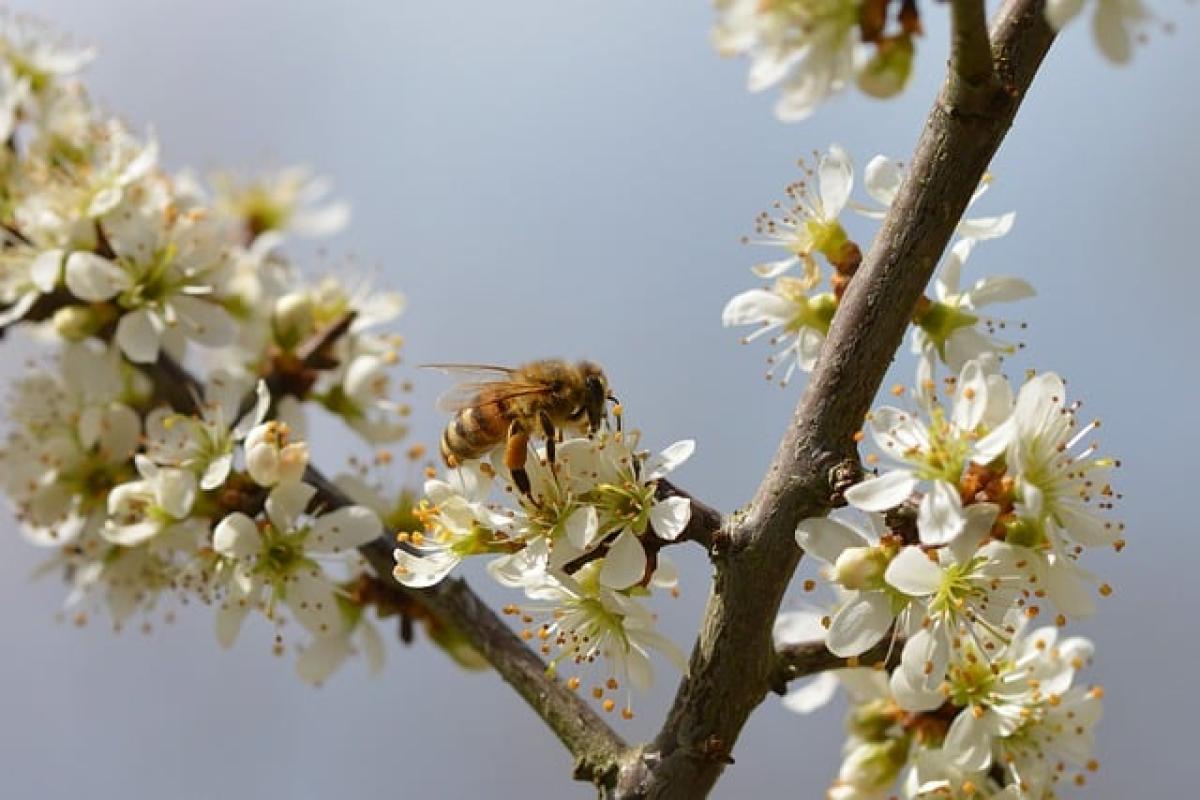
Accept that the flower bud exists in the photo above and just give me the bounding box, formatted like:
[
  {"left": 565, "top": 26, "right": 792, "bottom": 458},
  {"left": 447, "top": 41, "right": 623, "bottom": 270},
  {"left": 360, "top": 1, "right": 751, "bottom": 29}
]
[
  {"left": 836, "top": 737, "right": 909, "bottom": 793},
  {"left": 53, "top": 304, "right": 106, "bottom": 341},
  {"left": 856, "top": 36, "right": 915, "bottom": 100},
  {"left": 245, "top": 421, "right": 309, "bottom": 487},
  {"left": 833, "top": 546, "right": 888, "bottom": 590},
  {"left": 272, "top": 291, "right": 315, "bottom": 347},
  {"left": 847, "top": 699, "right": 897, "bottom": 742}
]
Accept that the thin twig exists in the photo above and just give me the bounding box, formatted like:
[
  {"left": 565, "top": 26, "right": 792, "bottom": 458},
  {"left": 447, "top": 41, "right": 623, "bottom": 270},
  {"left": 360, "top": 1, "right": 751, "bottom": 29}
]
[
  {"left": 769, "top": 637, "right": 903, "bottom": 695},
  {"left": 949, "top": 0, "right": 997, "bottom": 112},
  {"left": 559, "top": 478, "right": 724, "bottom": 575}
]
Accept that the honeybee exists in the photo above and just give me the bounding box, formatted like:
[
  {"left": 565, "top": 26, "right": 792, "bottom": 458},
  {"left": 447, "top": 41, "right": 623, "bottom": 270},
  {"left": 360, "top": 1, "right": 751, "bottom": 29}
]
[{"left": 425, "top": 359, "right": 618, "bottom": 496}]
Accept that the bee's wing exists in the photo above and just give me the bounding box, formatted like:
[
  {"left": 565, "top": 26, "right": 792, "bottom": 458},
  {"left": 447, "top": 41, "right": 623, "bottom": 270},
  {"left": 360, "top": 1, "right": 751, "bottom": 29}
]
[
  {"left": 423, "top": 364, "right": 524, "bottom": 414},
  {"left": 420, "top": 363, "right": 519, "bottom": 376},
  {"left": 435, "top": 382, "right": 557, "bottom": 416}
]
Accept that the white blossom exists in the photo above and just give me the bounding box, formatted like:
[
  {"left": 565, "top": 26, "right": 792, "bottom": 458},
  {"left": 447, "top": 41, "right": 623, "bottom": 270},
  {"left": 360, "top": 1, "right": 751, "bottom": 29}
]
[
  {"left": 213, "top": 481, "right": 381, "bottom": 642},
  {"left": 1045, "top": 0, "right": 1150, "bottom": 63},
  {"left": 713, "top": 0, "right": 862, "bottom": 122},
  {"left": 974, "top": 371, "right": 1122, "bottom": 616},
  {"left": 64, "top": 196, "right": 236, "bottom": 362},
  {"left": 845, "top": 359, "right": 1013, "bottom": 546},
  {"left": 856, "top": 157, "right": 1016, "bottom": 243},
  {"left": 212, "top": 165, "right": 350, "bottom": 242},
  {"left": 0, "top": 342, "right": 144, "bottom": 546},
  {"left": 144, "top": 375, "right": 268, "bottom": 490},
  {"left": 244, "top": 419, "right": 309, "bottom": 487},
  {"left": 911, "top": 240, "right": 1034, "bottom": 373},
  {"left": 794, "top": 513, "right": 905, "bottom": 657}
]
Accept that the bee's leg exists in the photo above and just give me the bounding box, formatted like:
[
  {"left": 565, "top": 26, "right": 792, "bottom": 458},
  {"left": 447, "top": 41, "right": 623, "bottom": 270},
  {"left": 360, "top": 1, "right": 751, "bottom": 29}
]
[
  {"left": 504, "top": 420, "right": 533, "bottom": 498},
  {"left": 539, "top": 411, "right": 558, "bottom": 468}
]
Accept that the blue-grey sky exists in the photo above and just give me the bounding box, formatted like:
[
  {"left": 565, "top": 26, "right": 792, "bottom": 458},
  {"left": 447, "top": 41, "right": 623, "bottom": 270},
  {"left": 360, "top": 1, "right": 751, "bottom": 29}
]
[{"left": 1, "top": 1, "right": 1197, "bottom": 797}]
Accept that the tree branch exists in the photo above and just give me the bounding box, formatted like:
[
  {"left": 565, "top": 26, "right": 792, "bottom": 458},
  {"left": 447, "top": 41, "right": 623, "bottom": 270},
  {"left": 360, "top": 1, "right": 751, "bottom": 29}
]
[
  {"left": 769, "top": 637, "right": 902, "bottom": 695},
  {"left": 559, "top": 478, "right": 724, "bottom": 576},
  {"left": 304, "top": 468, "right": 630, "bottom": 783},
  {"left": 612, "top": 1, "right": 1057, "bottom": 796},
  {"left": 1, "top": 299, "right": 629, "bottom": 783},
  {"left": 949, "top": 0, "right": 997, "bottom": 112},
  {"left": 165, "top": 353, "right": 629, "bottom": 781}
]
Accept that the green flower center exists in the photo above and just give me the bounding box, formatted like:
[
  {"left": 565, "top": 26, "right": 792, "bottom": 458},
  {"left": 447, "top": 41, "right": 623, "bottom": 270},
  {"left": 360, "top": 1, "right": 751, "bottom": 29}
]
[
  {"left": 914, "top": 300, "right": 979, "bottom": 360},
  {"left": 912, "top": 407, "right": 969, "bottom": 484}
]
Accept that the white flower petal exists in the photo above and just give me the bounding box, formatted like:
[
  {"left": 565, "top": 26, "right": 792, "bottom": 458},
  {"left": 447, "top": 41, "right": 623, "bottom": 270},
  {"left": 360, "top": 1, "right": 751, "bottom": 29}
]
[
  {"left": 945, "top": 710, "right": 994, "bottom": 772},
  {"left": 213, "top": 513, "right": 260, "bottom": 560},
  {"left": 957, "top": 212, "right": 1015, "bottom": 241},
  {"left": 782, "top": 672, "right": 840, "bottom": 715},
  {"left": 360, "top": 620, "right": 386, "bottom": 675},
  {"left": 951, "top": 359, "right": 989, "bottom": 432},
  {"left": 936, "top": 239, "right": 973, "bottom": 299},
  {"left": 285, "top": 567, "right": 343, "bottom": 636},
  {"left": 826, "top": 592, "right": 892, "bottom": 657},
  {"left": 774, "top": 609, "right": 828, "bottom": 647},
  {"left": 966, "top": 275, "right": 1035, "bottom": 307},
  {"left": 796, "top": 326, "right": 825, "bottom": 371},
  {"left": 155, "top": 468, "right": 197, "bottom": 519},
  {"left": 30, "top": 249, "right": 64, "bottom": 292},
  {"left": 1045, "top": 0, "right": 1086, "bottom": 28},
  {"left": 215, "top": 584, "right": 256, "bottom": 648},
  {"left": 644, "top": 440, "right": 695, "bottom": 480},
  {"left": 170, "top": 295, "right": 236, "bottom": 347},
  {"left": 648, "top": 496, "right": 691, "bottom": 541},
  {"left": 917, "top": 480, "right": 966, "bottom": 546},
  {"left": 721, "top": 288, "right": 792, "bottom": 327},
  {"left": 890, "top": 650, "right": 945, "bottom": 712},
  {"left": 598, "top": 530, "right": 648, "bottom": 590},
  {"left": 394, "top": 548, "right": 459, "bottom": 588},
  {"left": 819, "top": 144, "right": 854, "bottom": 217},
  {"left": 1093, "top": 2, "right": 1133, "bottom": 63},
  {"left": 885, "top": 547, "right": 942, "bottom": 596},
  {"left": 794, "top": 516, "right": 867, "bottom": 564},
  {"left": 115, "top": 308, "right": 162, "bottom": 364},
  {"left": 309, "top": 506, "right": 382, "bottom": 553},
  {"left": 200, "top": 453, "right": 234, "bottom": 491},
  {"left": 64, "top": 252, "right": 128, "bottom": 301},
  {"left": 844, "top": 470, "right": 918, "bottom": 512},
  {"left": 265, "top": 481, "right": 317, "bottom": 531},
  {"left": 1045, "top": 555, "right": 1096, "bottom": 617},
  {"left": 295, "top": 635, "right": 352, "bottom": 685},
  {"left": 564, "top": 505, "right": 599, "bottom": 550},
  {"left": 863, "top": 155, "right": 903, "bottom": 208},
  {"left": 751, "top": 257, "right": 798, "bottom": 279},
  {"left": 1056, "top": 507, "right": 1117, "bottom": 547}
]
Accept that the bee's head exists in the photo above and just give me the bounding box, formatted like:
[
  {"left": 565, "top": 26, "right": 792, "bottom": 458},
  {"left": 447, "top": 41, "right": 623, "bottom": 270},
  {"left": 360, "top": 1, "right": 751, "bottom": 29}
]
[{"left": 577, "top": 361, "right": 611, "bottom": 433}]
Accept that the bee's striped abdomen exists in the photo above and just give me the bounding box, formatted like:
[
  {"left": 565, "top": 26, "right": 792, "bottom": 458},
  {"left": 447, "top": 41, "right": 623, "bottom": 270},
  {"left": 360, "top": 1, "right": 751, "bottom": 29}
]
[{"left": 440, "top": 399, "right": 512, "bottom": 465}]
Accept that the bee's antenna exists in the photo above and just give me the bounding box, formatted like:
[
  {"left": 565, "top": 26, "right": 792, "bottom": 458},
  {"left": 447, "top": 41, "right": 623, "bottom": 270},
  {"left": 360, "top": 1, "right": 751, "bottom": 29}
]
[{"left": 607, "top": 394, "right": 622, "bottom": 433}]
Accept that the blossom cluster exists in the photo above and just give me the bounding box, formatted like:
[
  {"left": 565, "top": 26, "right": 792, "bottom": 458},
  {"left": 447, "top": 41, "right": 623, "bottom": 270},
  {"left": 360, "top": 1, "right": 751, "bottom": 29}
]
[
  {"left": 781, "top": 357, "right": 1120, "bottom": 795},
  {"left": 0, "top": 16, "right": 414, "bottom": 684},
  {"left": 711, "top": 0, "right": 1151, "bottom": 123},
  {"left": 748, "top": 148, "right": 1122, "bottom": 795},
  {"left": 779, "top": 612, "right": 1104, "bottom": 798},
  {"left": 393, "top": 430, "right": 694, "bottom": 715},
  {"left": 724, "top": 145, "right": 1026, "bottom": 384}
]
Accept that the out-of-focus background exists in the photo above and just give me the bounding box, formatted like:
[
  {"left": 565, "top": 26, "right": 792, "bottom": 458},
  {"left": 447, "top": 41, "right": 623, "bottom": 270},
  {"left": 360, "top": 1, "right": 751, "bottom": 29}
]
[{"left": 1, "top": 1, "right": 1196, "bottom": 797}]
